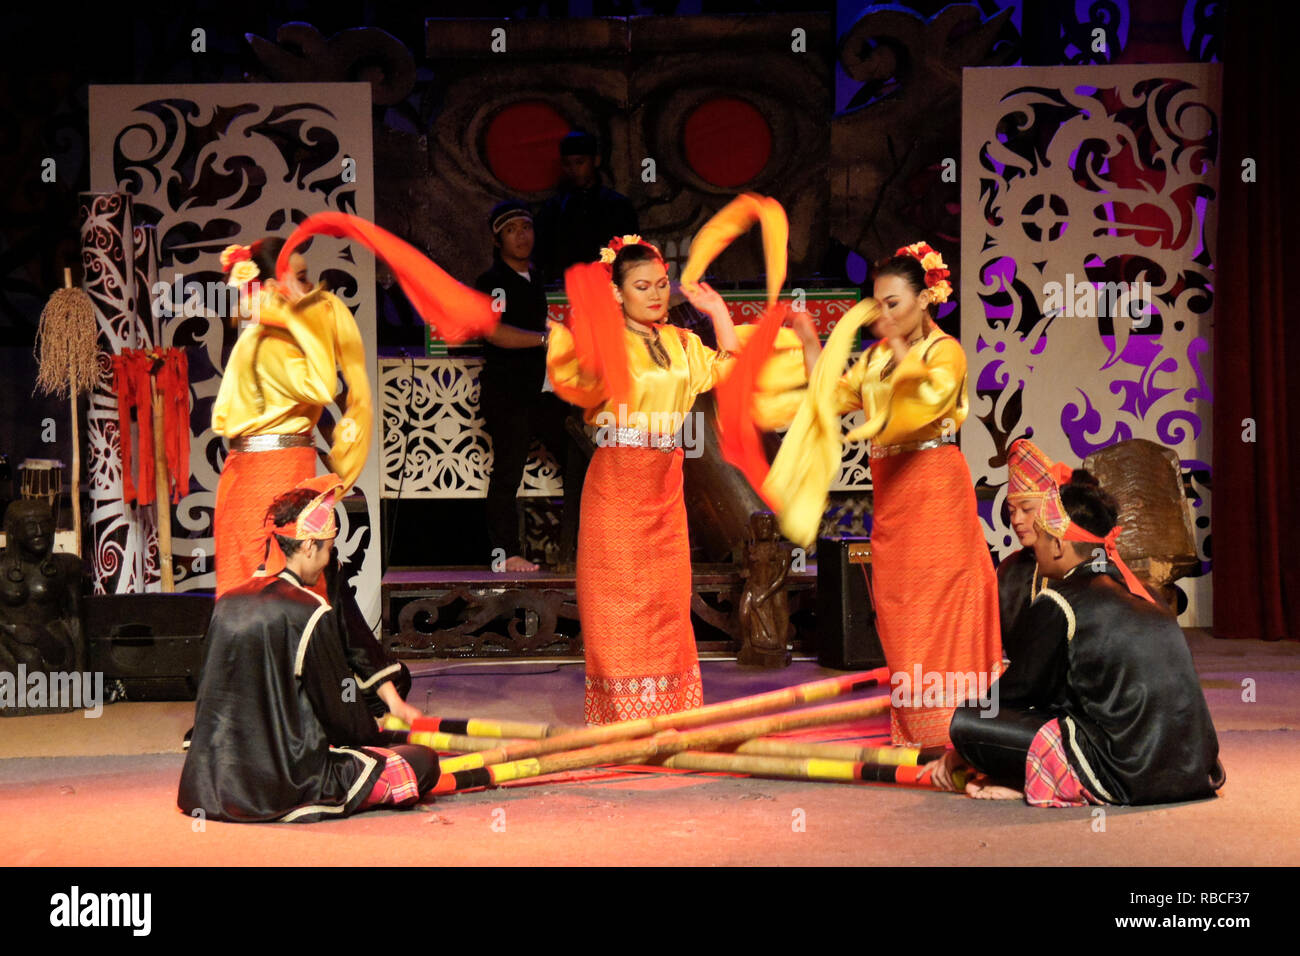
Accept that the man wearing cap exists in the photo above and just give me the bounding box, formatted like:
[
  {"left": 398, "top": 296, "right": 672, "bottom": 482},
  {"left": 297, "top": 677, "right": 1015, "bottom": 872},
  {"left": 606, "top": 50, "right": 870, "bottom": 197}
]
[
  {"left": 474, "top": 199, "right": 579, "bottom": 572},
  {"left": 178, "top": 476, "right": 440, "bottom": 822},
  {"left": 933, "top": 475, "right": 1223, "bottom": 807},
  {"left": 533, "top": 130, "right": 639, "bottom": 279}
]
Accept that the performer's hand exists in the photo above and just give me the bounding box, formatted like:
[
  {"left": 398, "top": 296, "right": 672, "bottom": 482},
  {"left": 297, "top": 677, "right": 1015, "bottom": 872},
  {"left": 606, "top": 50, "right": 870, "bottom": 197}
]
[
  {"left": 681, "top": 280, "right": 727, "bottom": 321},
  {"left": 390, "top": 700, "right": 424, "bottom": 726},
  {"left": 928, "top": 750, "right": 967, "bottom": 792},
  {"left": 788, "top": 310, "right": 820, "bottom": 346}
]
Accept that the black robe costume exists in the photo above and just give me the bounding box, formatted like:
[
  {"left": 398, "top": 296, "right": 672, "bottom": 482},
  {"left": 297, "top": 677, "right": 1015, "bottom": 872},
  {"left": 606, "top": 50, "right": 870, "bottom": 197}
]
[
  {"left": 324, "top": 552, "right": 410, "bottom": 718},
  {"left": 178, "top": 571, "right": 388, "bottom": 823},
  {"left": 996, "top": 547, "right": 1046, "bottom": 662},
  {"left": 958, "top": 561, "right": 1222, "bottom": 805}
]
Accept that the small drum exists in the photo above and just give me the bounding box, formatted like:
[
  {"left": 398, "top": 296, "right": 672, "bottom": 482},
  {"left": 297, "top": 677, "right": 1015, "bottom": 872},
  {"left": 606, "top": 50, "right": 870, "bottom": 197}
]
[{"left": 19, "top": 458, "right": 65, "bottom": 510}]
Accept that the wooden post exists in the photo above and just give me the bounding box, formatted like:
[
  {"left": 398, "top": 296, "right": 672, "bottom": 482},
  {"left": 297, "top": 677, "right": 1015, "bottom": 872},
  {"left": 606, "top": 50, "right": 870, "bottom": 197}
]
[
  {"left": 63, "top": 268, "right": 82, "bottom": 558},
  {"left": 151, "top": 374, "right": 174, "bottom": 591}
]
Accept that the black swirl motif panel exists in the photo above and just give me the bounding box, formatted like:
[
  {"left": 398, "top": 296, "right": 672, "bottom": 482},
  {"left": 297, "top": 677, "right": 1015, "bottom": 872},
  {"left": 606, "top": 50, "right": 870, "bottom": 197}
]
[
  {"left": 88, "top": 84, "right": 382, "bottom": 628},
  {"left": 77, "top": 193, "right": 155, "bottom": 595},
  {"left": 961, "top": 65, "right": 1220, "bottom": 625}
]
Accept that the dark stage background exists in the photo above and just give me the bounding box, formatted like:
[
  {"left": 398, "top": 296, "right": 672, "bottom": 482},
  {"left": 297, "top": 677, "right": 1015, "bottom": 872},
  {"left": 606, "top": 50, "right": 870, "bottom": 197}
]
[{"left": 4, "top": 1, "right": 1282, "bottom": 637}]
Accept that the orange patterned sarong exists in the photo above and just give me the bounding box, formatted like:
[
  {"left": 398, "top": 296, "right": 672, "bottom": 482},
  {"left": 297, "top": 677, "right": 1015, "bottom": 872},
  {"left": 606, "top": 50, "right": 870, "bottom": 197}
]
[
  {"left": 869, "top": 443, "right": 1002, "bottom": 748},
  {"left": 577, "top": 445, "right": 703, "bottom": 724},
  {"left": 214, "top": 444, "right": 319, "bottom": 598}
]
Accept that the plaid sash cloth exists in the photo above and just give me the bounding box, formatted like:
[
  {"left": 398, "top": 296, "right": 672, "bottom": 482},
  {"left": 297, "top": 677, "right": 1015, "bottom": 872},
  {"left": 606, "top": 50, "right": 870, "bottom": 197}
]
[
  {"left": 359, "top": 748, "right": 422, "bottom": 809},
  {"left": 1024, "top": 718, "right": 1102, "bottom": 808}
]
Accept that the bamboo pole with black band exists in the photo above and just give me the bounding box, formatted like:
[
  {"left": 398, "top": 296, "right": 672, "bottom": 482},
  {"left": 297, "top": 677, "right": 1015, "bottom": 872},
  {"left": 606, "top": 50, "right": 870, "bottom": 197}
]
[
  {"left": 430, "top": 694, "right": 891, "bottom": 794},
  {"left": 386, "top": 666, "right": 890, "bottom": 777},
  {"left": 656, "top": 750, "right": 963, "bottom": 788}
]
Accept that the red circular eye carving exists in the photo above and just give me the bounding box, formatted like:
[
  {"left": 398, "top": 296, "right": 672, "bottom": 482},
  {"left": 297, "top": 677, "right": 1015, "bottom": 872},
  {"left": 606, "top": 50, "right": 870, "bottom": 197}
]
[
  {"left": 485, "top": 101, "right": 571, "bottom": 193},
  {"left": 684, "top": 97, "right": 772, "bottom": 188}
]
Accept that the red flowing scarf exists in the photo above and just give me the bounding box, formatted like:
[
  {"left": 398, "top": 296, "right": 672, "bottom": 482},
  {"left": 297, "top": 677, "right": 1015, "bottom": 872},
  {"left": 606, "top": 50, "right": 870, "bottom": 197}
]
[
  {"left": 715, "top": 302, "right": 788, "bottom": 507},
  {"left": 563, "top": 261, "right": 632, "bottom": 409},
  {"left": 276, "top": 212, "right": 498, "bottom": 344},
  {"left": 688, "top": 194, "right": 790, "bottom": 499}
]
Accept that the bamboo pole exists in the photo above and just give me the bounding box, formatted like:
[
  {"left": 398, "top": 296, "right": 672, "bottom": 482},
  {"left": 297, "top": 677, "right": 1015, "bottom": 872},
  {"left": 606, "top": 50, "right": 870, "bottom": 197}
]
[
  {"left": 401, "top": 731, "right": 531, "bottom": 753},
  {"left": 658, "top": 751, "right": 964, "bottom": 789},
  {"left": 150, "top": 373, "right": 173, "bottom": 591},
  {"left": 397, "top": 715, "right": 580, "bottom": 740},
  {"left": 402, "top": 666, "right": 890, "bottom": 778},
  {"left": 731, "top": 738, "right": 943, "bottom": 766},
  {"left": 62, "top": 268, "right": 82, "bottom": 558},
  {"left": 431, "top": 694, "right": 891, "bottom": 794}
]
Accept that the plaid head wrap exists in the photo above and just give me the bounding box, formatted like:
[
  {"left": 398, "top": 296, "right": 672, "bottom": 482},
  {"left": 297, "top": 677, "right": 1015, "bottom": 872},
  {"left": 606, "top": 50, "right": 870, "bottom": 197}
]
[
  {"left": 1034, "top": 469, "right": 1158, "bottom": 606},
  {"left": 1007, "top": 438, "right": 1074, "bottom": 503},
  {"left": 261, "top": 473, "right": 345, "bottom": 578}
]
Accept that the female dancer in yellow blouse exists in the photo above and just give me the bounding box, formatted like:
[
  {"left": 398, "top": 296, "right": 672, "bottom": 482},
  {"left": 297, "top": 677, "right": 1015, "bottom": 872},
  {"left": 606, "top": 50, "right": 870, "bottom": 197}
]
[
  {"left": 212, "top": 239, "right": 371, "bottom": 598},
  {"left": 543, "top": 239, "right": 737, "bottom": 722},
  {"left": 766, "top": 243, "right": 1001, "bottom": 749}
]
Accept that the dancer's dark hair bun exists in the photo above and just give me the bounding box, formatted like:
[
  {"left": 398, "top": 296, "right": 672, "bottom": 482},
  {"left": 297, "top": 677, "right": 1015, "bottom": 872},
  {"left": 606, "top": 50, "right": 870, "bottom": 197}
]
[
  {"left": 611, "top": 243, "right": 663, "bottom": 286},
  {"left": 1069, "top": 468, "right": 1100, "bottom": 488}
]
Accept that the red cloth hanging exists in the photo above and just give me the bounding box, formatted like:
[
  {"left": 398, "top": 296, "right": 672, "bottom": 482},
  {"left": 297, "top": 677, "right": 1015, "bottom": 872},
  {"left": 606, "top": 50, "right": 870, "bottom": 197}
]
[
  {"left": 158, "top": 348, "right": 190, "bottom": 502},
  {"left": 111, "top": 347, "right": 190, "bottom": 506},
  {"left": 111, "top": 351, "right": 154, "bottom": 504}
]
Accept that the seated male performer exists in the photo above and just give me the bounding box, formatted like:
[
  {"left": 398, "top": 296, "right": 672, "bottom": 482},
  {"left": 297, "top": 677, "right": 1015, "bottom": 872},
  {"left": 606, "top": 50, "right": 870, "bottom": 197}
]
[
  {"left": 997, "top": 439, "right": 1072, "bottom": 647},
  {"left": 179, "top": 476, "right": 439, "bottom": 822},
  {"left": 996, "top": 441, "right": 1171, "bottom": 668},
  {"left": 933, "top": 473, "right": 1223, "bottom": 806}
]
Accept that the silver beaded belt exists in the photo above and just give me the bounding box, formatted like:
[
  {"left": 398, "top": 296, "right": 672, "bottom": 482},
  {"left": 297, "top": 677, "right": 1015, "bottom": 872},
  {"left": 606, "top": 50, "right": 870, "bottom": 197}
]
[
  {"left": 868, "top": 436, "right": 949, "bottom": 459},
  {"left": 229, "top": 433, "right": 314, "bottom": 453},
  {"left": 607, "top": 427, "right": 679, "bottom": 453}
]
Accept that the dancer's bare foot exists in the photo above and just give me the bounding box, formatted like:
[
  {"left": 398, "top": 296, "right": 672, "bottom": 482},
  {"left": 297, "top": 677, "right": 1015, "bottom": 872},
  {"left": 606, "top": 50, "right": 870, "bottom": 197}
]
[
  {"left": 965, "top": 777, "right": 1023, "bottom": 800},
  {"left": 504, "top": 554, "right": 539, "bottom": 572}
]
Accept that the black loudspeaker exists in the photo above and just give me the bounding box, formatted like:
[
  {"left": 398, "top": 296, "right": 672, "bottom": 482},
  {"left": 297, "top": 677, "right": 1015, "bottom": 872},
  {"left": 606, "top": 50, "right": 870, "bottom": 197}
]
[
  {"left": 815, "top": 537, "right": 886, "bottom": 670},
  {"left": 84, "top": 593, "right": 214, "bottom": 701}
]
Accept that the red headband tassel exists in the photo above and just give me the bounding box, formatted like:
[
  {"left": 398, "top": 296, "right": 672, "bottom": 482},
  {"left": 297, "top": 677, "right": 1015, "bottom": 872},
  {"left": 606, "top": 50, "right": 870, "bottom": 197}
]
[{"left": 1062, "top": 523, "right": 1158, "bottom": 605}]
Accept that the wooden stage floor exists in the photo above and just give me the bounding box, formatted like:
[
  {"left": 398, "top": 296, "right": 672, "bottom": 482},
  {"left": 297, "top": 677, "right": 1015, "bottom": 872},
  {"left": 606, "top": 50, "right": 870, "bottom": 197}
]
[{"left": 0, "top": 629, "right": 1296, "bottom": 867}]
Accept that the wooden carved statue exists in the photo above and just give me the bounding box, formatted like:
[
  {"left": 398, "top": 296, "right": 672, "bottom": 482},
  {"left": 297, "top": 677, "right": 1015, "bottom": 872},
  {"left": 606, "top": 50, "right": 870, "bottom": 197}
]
[
  {"left": 1, "top": 500, "right": 84, "bottom": 715},
  {"left": 738, "top": 511, "right": 792, "bottom": 668}
]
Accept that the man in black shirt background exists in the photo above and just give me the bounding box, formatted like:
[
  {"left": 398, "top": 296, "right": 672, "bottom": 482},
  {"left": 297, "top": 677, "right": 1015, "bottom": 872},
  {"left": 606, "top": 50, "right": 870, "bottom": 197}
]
[
  {"left": 533, "top": 131, "right": 639, "bottom": 280},
  {"left": 474, "top": 200, "right": 579, "bottom": 572}
]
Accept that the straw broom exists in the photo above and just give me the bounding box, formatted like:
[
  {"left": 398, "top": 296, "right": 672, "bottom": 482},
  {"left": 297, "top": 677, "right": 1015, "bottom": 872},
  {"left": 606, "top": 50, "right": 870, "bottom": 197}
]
[
  {"left": 33, "top": 269, "right": 99, "bottom": 558},
  {"left": 386, "top": 666, "right": 890, "bottom": 776},
  {"left": 430, "top": 694, "right": 891, "bottom": 794}
]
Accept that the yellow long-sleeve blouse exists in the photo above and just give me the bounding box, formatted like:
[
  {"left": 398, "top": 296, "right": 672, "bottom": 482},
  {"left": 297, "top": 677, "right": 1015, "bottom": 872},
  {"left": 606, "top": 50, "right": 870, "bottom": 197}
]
[
  {"left": 761, "top": 321, "right": 969, "bottom": 547},
  {"left": 545, "top": 322, "right": 808, "bottom": 430},
  {"left": 833, "top": 326, "right": 968, "bottom": 446},
  {"left": 546, "top": 322, "right": 733, "bottom": 427},
  {"left": 212, "top": 286, "right": 372, "bottom": 489}
]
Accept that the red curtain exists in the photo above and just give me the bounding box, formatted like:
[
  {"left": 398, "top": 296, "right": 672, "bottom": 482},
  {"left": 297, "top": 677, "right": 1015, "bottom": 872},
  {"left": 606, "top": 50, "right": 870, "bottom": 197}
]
[{"left": 1211, "top": 5, "right": 1299, "bottom": 639}]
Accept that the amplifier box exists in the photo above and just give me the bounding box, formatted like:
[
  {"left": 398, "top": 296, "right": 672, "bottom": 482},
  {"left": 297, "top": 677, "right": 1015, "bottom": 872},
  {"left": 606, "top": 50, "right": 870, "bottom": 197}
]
[
  {"left": 84, "top": 593, "right": 214, "bottom": 701},
  {"left": 815, "top": 537, "right": 886, "bottom": 671}
]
